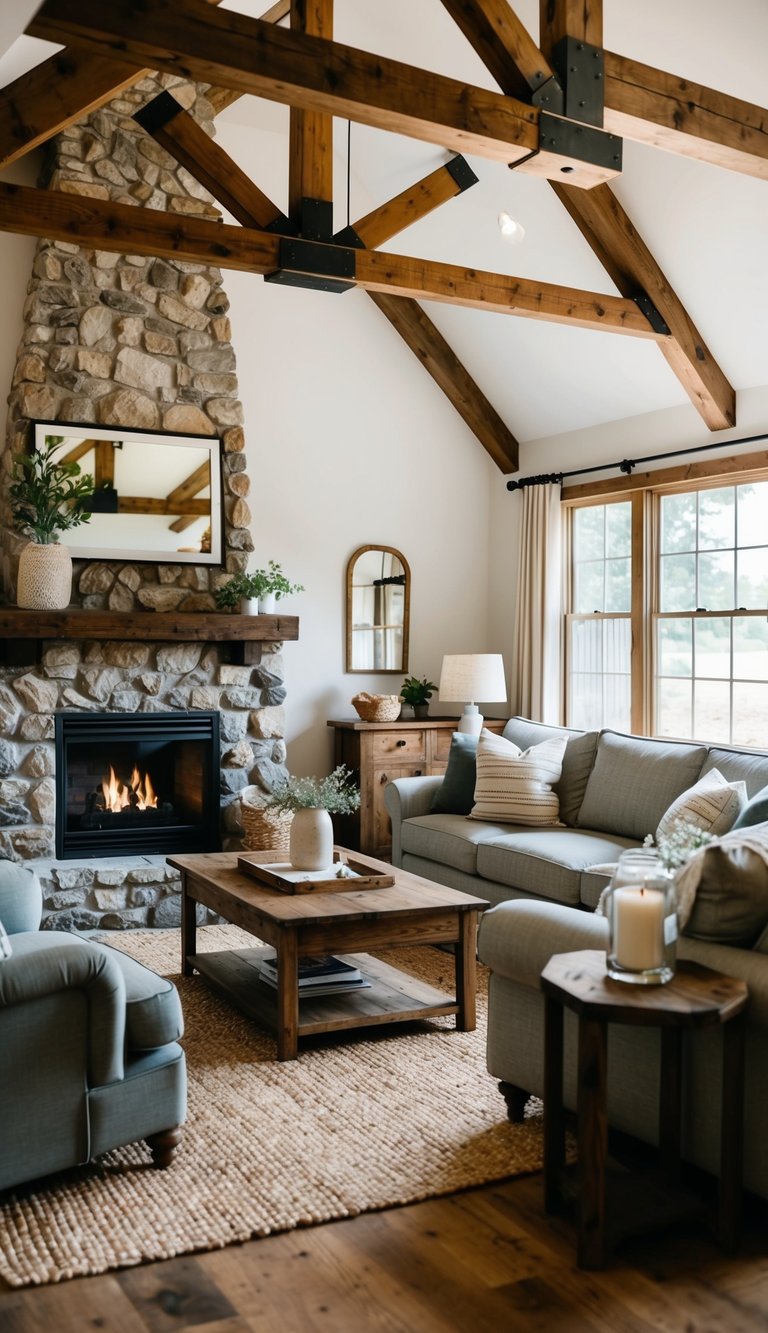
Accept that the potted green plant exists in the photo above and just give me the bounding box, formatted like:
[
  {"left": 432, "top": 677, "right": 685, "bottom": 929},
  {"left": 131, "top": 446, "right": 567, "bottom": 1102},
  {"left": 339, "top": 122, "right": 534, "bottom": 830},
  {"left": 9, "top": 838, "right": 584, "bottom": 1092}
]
[
  {"left": 9, "top": 435, "right": 95, "bottom": 610},
  {"left": 265, "top": 765, "right": 360, "bottom": 870},
  {"left": 399, "top": 674, "right": 438, "bottom": 720},
  {"left": 215, "top": 561, "right": 305, "bottom": 615}
]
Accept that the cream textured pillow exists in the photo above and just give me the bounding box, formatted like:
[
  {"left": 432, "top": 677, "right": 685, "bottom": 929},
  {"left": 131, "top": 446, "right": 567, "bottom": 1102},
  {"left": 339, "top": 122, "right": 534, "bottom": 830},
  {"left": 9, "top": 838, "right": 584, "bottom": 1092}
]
[
  {"left": 655, "top": 767, "right": 747, "bottom": 841},
  {"left": 469, "top": 730, "right": 567, "bottom": 826}
]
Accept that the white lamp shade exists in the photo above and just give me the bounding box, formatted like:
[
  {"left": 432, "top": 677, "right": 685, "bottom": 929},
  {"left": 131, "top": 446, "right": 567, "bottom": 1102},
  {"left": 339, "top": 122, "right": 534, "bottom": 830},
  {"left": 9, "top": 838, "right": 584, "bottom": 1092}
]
[
  {"left": 438, "top": 654, "right": 507, "bottom": 704},
  {"left": 439, "top": 654, "right": 507, "bottom": 736}
]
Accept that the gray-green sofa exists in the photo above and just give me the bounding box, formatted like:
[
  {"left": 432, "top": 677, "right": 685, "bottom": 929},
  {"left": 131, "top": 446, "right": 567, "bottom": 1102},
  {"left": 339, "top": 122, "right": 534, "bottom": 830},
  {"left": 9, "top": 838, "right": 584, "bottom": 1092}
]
[{"left": 384, "top": 718, "right": 768, "bottom": 1200}]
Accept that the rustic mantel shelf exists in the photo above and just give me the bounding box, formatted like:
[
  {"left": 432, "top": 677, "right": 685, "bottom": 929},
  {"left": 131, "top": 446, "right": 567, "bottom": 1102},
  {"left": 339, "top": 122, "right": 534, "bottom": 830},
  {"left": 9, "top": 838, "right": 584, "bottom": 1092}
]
[{"left": 0, "top": 608, "right": 299, "bottom": 665}]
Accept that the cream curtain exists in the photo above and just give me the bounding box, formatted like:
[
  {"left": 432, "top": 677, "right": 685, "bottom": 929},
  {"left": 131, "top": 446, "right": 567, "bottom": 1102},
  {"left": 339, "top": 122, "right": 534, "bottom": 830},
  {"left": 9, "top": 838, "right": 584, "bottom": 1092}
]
[{"left": 512, "top": 482, "right": 563, "bottom": 724}]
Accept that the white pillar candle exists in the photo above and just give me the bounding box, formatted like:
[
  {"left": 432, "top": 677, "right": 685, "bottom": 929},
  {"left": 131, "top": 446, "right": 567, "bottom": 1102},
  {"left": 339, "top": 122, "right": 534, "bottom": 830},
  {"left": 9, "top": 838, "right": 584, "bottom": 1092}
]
[{"left": 612, "top": 886, "right": 665, "bottom": 970}]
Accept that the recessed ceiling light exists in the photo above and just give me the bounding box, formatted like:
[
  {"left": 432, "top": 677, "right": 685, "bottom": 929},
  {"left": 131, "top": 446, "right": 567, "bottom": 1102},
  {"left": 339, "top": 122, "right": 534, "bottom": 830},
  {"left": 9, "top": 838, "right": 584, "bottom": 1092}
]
[{"left": 498, "top": 211, "right": 525, "bottom": 243}]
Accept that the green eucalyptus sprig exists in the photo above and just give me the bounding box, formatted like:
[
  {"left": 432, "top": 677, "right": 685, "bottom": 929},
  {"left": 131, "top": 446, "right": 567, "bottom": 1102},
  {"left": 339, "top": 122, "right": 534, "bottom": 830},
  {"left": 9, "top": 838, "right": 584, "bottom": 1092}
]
[
  {"left": 10, "top": 437, "right": 95, "bottom": 544},
  {"left": 265, "top": 765, "right": 361, "bottom": 815}
]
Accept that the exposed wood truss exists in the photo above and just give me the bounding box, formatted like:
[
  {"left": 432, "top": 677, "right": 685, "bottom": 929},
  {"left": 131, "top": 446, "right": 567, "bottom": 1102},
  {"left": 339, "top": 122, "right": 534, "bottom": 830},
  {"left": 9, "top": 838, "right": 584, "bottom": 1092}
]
[
  {"left": 436, "top": 0, "right": 737, "bottom": 430},
  {"left": 131, "top": 90, "right": 519, "bottom": 468},
  {"left": 2, "top": 0, "right": 764, "bottom": 454}
]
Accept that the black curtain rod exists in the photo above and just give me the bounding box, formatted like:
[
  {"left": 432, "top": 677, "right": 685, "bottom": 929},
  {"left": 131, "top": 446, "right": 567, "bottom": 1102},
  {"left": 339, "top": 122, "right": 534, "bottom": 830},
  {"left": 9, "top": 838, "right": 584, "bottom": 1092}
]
[{"left": 505, "top": 430, "right": 768, "bottom": 491}]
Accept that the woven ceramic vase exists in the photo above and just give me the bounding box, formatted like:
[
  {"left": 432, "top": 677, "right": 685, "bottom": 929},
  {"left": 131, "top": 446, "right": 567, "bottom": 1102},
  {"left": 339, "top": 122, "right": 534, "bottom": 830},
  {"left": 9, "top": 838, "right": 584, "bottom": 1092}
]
[
  {"left": 16, "top": 542, "right": 73, "bottom": 609},
  {"left": 289, "top": 807, "right": 334, "bottom": 871}
]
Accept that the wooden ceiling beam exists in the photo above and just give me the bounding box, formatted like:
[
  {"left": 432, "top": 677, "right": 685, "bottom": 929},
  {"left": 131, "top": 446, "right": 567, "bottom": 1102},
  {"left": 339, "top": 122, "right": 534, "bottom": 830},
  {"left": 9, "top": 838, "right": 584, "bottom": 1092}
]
[
  {"left": 207, "top": 0, "right": 290, "bottom": 115},
  {"left": 539, "top": 0, "right": 603, "bottom": 54},
  {"left": 134, "top": 91, "right": 291, "bottom": 230},
  {"left": 0, "top": 48, "right": 144, "bottom": 169},
  {"left": 551, "top": 181, "right": 736, "bottom": 430},
  {"left": 0, "top": 1, "right": 285, "bottom": 169},
  {"left": 341, "top": 158, "right": 478, "bottom": 251},
  {"left": 603, "top": 51, "right": 768, "bottom": 181},
  {"left": 369, "top": 293, "right": 518, "bottom": 471},
  {"left": 128, "top": 104, "right": 513, "bottom": 464},
  {"left": 28, "top": 0, "right": 541, "bottom": 167},
  {"left": 0, "top": 180, "right": 660, "bottom": 339},
  {"left": 439, "top": 0, "right": 557, "bottom": 102},
  {"left": 288, "top": 0, "right": 334, "bottom": 229}
]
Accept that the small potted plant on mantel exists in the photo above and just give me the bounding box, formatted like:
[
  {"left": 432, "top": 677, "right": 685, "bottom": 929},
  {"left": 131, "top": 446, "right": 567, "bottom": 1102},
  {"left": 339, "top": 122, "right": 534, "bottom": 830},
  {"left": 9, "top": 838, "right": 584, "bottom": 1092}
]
[
  {"left": 9, "top": 434, "right": 95, "bottom": 610},
  {"left": 215, "top": 560, "right": 305, "bottom": 615},
  {"left": 399, "top": 674, "right": 438, "bottom": 720},
  {"left": 264, "top": 765, "right": 360, "bottom": 871}
]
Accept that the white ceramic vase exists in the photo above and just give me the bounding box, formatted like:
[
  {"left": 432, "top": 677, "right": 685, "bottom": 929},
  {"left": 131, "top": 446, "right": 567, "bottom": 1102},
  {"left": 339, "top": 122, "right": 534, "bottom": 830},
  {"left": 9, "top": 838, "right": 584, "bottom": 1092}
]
[
  {"left": 289, "top": 807, "right": 334, "bottom": 871},
  {"left": 258, "top": 592, "right": 277, "bottom": 614},
  {"left": 16, "top": 542, "right": 72, "bottom": 610},
  {"left": 240, "top": 596, "right": 260, "bottom": 615}
]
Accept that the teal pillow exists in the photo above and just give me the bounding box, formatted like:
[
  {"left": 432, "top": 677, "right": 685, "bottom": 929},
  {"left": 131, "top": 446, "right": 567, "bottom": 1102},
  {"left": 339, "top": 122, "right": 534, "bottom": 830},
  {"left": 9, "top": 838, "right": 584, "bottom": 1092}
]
[
  {"left": 431, "top": 732, "right": 478, "bottom": 815},
  {"left": 732, "top": 783, "right": 768, "bottom": 830}
]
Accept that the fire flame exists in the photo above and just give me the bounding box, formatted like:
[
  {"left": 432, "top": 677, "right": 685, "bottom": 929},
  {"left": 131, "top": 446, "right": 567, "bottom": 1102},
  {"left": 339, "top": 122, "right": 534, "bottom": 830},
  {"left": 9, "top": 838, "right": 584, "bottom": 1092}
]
[{"left": 101, "top": 764, "right": 158, "bottom": 812}]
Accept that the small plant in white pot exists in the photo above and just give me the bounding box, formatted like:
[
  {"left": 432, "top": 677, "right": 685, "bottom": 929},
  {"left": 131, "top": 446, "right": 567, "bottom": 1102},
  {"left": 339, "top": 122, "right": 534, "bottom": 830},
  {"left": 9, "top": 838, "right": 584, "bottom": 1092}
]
[
  {"left": 264, "top": 765, "right": 360, "bottom": 870},
  {"left": 215, "top": 561, "right": 304, "bottom": 615},
  {"left": 10, "top": 435, "right": 95, "bottom": 610}
]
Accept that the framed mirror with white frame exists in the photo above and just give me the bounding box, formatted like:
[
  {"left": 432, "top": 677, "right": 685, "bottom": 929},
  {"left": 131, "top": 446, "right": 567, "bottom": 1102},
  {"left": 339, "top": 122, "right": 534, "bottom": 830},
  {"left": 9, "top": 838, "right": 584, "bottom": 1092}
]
[{"left": 31, "top": 420, "right": 224, "bottom": 565}]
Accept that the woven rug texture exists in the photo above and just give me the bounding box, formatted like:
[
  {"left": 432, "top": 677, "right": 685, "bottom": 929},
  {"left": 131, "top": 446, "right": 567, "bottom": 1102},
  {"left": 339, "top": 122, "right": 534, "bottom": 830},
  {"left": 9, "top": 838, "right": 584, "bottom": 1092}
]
[{"left": 0, "top": 925, "right": 545, "bottom": 1288}]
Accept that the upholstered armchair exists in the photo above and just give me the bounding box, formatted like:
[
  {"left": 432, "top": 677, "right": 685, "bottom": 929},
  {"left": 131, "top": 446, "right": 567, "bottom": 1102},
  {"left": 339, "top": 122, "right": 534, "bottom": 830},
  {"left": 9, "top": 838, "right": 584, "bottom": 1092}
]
[{"left": 0, "top": 861, "right": 186, "bottom": 1193}]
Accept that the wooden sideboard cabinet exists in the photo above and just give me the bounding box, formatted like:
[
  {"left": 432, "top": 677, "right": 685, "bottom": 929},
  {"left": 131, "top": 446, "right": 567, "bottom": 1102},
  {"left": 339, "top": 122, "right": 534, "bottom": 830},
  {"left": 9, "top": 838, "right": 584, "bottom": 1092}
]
[{"left": 327, "top": 717, "right": 506, "bottom": 858}]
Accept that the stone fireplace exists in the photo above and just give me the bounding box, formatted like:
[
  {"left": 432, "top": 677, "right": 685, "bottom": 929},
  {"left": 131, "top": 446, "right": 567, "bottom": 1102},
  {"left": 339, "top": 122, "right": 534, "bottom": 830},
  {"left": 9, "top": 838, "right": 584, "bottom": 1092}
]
[{"left": 0, "top": 74, "right": 296, "bottom": 929}]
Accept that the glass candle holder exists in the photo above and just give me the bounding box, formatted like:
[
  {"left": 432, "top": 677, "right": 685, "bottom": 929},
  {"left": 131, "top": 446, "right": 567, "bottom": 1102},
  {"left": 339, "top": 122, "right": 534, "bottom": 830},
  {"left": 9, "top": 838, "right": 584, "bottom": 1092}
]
[{"left": 605, "top": 849, "right": 677, "bottom": 985}]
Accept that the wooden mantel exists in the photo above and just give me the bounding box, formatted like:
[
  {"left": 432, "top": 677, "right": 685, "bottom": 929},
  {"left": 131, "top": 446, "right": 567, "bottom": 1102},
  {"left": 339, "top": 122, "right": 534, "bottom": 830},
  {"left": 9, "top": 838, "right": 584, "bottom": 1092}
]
[{"left": 0, "top": 607, "right": 299, "bottom": 665}]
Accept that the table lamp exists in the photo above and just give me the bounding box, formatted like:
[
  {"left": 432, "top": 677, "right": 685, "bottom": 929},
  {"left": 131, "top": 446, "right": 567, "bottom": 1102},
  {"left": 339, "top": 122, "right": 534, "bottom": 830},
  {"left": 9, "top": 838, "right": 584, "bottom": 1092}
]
[{"left": 438, "top": 654, "right": 507, "bottom": 736}]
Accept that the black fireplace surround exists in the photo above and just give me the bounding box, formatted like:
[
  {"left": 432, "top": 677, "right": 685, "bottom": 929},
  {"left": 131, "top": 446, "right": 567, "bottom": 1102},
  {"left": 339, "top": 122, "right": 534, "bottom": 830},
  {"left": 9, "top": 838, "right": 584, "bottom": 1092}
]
[{"left": 55, "top": 710, "right": 221, "bottom": 859}]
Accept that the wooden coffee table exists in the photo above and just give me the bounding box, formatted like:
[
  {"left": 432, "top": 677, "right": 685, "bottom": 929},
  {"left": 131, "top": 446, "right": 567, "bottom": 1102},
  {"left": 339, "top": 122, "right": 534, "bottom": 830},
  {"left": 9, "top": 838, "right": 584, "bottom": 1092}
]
[{"left": 168, "top": 848, "right": 489, "bottom": 1060}]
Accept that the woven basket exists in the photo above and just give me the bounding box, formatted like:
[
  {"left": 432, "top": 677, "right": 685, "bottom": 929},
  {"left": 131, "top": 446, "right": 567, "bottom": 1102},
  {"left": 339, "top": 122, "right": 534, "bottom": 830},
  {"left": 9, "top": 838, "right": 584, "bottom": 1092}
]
[
  {"left": 351, "top": 692, "right": 402, "bottom": 723},
  {"left": 240, "top": 787, "right": 293, "bottom": 853}
]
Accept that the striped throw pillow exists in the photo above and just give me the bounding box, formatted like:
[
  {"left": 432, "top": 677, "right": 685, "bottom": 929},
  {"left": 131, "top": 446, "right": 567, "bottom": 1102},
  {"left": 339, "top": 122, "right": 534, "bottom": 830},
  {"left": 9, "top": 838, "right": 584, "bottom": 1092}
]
[
  {"left": 469, "top": 729, "right": 567, "bottom": 826},
  {"left": 655, "top": 767, "right": 747, "bottom": 841}
]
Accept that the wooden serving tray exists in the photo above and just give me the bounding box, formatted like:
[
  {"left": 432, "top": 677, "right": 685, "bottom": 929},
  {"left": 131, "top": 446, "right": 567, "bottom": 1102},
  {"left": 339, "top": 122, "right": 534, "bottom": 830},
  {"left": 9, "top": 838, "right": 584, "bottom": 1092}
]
[{"left": 237, "top": 854, "right": 395, "bottom": 894}]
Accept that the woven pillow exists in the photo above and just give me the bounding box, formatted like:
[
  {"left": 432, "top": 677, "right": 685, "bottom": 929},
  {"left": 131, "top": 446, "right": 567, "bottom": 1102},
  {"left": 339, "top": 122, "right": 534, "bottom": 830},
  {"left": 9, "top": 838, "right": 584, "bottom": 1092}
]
[
  {"left": 656, "top": 767, "right": 747, "bottom": 841},
  {"left": 469, "top": 730, "right": 567, "bottom": 826}
]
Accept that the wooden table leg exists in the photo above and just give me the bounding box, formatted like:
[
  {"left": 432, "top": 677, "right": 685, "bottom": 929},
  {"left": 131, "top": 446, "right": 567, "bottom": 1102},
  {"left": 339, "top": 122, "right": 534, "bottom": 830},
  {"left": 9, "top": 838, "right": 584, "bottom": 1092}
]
[
  {"left": 275, "top": 930, "right": 299, "bottom": 1062},
  {"left": 577, "top": 1015, "right": 608, "bottom": 1270},
  {"left": 454, "top": 911, "right": 477, "bottom": 1032},
  {"left": 543, "top": 994, "right": 565, "bottom": 1215},
  {"left": 180, "top": 872, "right": 196, "bottom": 976},
  {"left": 719, "top": 1012, "right": 745, "bottom": 1252}
]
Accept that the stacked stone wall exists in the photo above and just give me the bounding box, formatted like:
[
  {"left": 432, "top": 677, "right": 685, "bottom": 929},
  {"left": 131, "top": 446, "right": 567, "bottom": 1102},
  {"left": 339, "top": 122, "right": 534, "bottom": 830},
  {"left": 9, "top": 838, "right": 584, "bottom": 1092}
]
[{"left": 0, "top": 73, "right": 291, "bottom": 927}]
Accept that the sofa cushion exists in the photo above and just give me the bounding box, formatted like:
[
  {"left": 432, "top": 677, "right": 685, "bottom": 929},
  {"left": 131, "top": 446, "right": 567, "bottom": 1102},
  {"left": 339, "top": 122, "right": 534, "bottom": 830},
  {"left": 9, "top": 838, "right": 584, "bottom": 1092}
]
[
  {"left": 93, "top": 941, "right": 184, "bottom": 1050},
  {"left": 502, "top": 717, "right": 598, "bottom": 825},
  {"left": 430, "top": 731, "right": 478, "bottom": 815},
  {"left": 683, "top": 839, "right": 768, "bottom": 946},
  {"left": 700, "top": 747, "right": 768, "bottom": 798},
  {"left": 733, "top": 784, "right": 768, "bottom": 831},
  {"left": 576, "top": 731, "right": 708, "bottom": 841},
  {"left": 656, "top": 768, "right": 746, "bottom": 841},
  {"left": 470, "top": 730, "right": 567, "bottom": 826},
  {"left": 400, "top": 814, "right": 515, "bottom": 876},
  {"left": 476, "top": 829, "right": 639, "bottom": 907}
]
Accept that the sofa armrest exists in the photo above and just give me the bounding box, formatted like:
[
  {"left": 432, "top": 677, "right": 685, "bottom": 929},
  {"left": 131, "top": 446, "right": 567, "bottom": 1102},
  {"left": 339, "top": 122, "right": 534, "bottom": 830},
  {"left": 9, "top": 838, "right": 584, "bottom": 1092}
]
[
  {"left": 0, "top": 932, "right": 126, "bottom": 1086},
  {"left": 478, "top": 899, "right": 608, "bottom": 989},
  {"left": 384, "top": 775, "right": 443, "bottom": 865}
]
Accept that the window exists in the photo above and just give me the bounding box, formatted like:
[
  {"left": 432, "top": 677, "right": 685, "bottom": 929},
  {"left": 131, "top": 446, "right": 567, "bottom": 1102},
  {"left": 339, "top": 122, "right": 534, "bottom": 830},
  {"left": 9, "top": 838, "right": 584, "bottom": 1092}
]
[{"left": 565, "top": 473, "right": 768, "bottom": 746}]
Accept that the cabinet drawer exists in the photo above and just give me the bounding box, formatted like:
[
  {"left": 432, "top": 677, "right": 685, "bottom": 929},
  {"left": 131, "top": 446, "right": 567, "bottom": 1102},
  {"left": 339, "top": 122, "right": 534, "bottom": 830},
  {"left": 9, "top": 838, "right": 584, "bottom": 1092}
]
[{"left": 371, "top": 732, "right": 426, "bottom": 762}]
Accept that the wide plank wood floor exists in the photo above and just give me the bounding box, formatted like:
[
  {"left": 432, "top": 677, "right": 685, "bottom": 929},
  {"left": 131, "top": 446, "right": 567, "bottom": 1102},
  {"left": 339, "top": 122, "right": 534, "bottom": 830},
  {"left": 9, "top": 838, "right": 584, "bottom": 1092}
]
[{"left": 2, "top": 1173, "right": 768, "bottom": 1332}]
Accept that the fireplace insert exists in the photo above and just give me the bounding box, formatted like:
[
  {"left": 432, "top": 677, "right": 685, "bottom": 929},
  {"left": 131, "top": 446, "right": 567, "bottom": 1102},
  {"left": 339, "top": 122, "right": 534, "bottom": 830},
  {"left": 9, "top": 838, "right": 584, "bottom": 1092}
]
[{"left": 55, "top": 711, "right": 221, "bottom": 859}]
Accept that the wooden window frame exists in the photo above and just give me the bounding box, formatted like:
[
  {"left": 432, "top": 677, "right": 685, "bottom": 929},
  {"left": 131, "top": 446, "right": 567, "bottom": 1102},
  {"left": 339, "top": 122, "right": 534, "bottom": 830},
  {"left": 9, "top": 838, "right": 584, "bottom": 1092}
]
[{"left": 562, "top": 450, "right": 768, "bottom": 740}]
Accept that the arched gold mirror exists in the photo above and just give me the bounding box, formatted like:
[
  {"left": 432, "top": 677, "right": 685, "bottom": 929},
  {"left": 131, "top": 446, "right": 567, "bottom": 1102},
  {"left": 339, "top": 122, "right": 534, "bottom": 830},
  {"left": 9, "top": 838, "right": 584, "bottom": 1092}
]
[{"left": 346, "top": 545, "right": 410, "bottom": 674}]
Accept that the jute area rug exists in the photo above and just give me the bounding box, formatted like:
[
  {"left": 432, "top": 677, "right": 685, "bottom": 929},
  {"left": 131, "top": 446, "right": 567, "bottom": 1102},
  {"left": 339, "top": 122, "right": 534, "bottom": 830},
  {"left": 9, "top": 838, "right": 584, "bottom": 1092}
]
[{"left": 0, "top": 925, "right": 545, "bottom": 1289}]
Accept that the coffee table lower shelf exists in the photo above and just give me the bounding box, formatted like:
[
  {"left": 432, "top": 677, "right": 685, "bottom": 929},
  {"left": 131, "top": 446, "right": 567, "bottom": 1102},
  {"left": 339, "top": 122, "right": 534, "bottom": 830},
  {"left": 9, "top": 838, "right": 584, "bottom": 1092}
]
[{"left": 188, "top": 946, "right": 461, "bottom": 1042}]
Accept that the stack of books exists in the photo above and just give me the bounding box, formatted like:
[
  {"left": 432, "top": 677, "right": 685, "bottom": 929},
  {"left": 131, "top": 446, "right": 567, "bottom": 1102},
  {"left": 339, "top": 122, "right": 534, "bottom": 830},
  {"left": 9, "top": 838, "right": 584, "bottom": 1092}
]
[{"left": 259, "top": 953, "right": 371, "bottom": 998}]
